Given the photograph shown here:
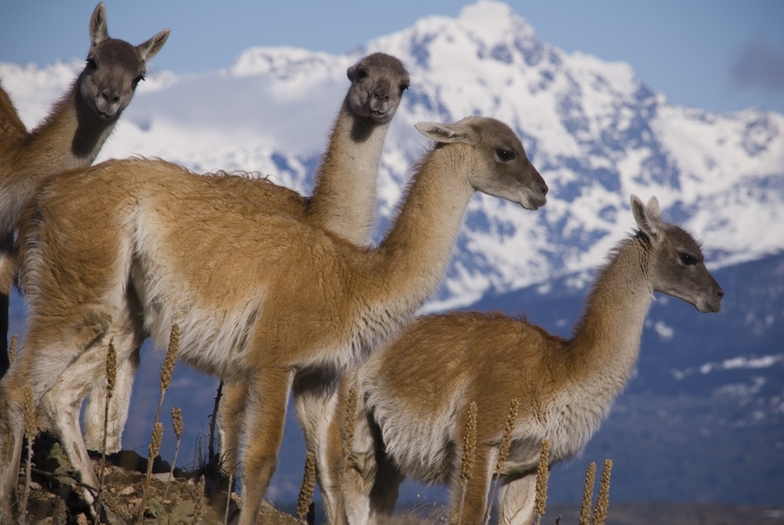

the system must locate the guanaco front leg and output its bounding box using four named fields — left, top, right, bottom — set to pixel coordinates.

left=453, top=444, right=494, bottom=525
left=240, top=366, right=295, bottom=525
left=217, top=380, right=248, bottom=477
left=293, top=367, right=343, bottom=523
left=83, top=347, right=141, bottom=453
